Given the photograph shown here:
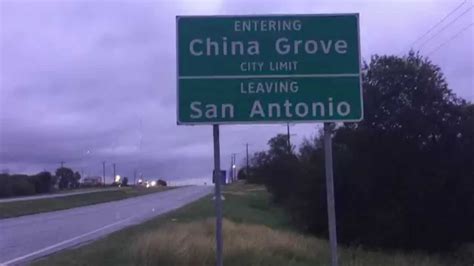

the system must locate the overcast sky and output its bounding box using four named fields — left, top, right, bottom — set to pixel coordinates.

left=0, top=0, right=472, bottom=183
